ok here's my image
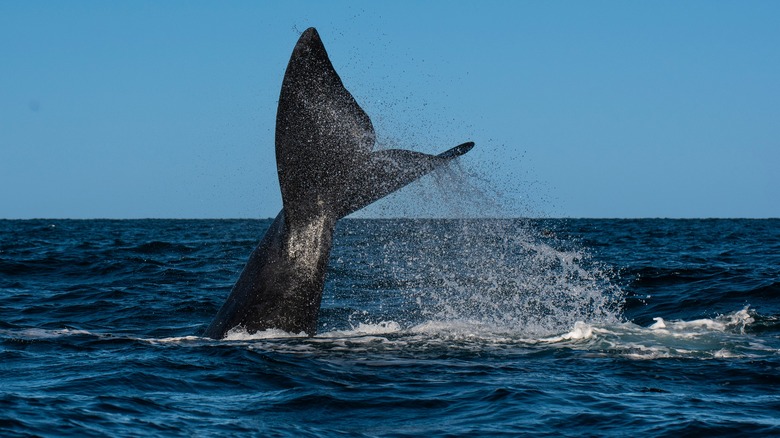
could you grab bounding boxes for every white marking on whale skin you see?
[286,214,329,276]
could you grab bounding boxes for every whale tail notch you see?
[275,27,474,225]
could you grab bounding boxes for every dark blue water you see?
[1,218,779,436]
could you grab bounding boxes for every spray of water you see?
[366,160,624,338]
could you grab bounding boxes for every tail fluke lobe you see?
[275,28,376,225]
[276,27,474,224]
[436,141,475,159]
[333,142,475,218]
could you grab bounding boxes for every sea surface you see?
[1,218,778,437]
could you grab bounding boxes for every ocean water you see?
[1,218,778,436]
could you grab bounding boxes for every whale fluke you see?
[203,28,474,339]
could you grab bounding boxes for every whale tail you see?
[275,28,473,225]
[203,28,473,339]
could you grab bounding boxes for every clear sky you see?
[2,1,778,219]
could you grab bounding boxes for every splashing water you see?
[348,159,625,338]
[375,218,624,337]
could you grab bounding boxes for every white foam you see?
[585,307,774,360]
[171,307,774,359]
[145,335,202,344]
[215,321,403,343]
[648,317,666,329]
[648,306,755,336]
[0,328,95,339]
[410,319,490,336]
[222,326,307,341]
[540,321,595,343]
[4,308,768,362]
[320,321,402,337]
[713,349,739,358]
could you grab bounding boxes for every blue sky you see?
[2,1,778,218]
